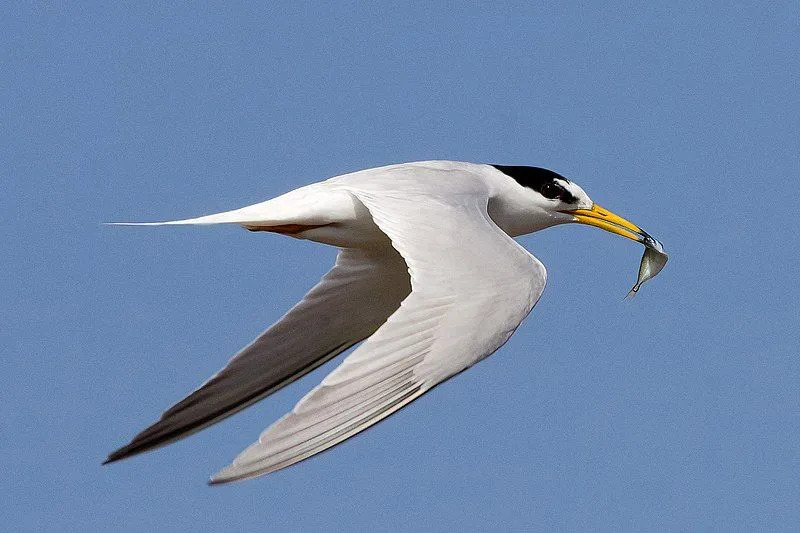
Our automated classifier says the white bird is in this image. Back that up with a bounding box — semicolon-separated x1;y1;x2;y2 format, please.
104;160;666;484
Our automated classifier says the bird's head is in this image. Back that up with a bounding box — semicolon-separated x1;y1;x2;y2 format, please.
491;164;658;247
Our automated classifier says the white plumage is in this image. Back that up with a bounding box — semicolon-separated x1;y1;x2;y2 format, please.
105;161;666;483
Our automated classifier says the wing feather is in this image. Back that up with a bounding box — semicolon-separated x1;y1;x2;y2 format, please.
105;247;410;463
209;173;546;483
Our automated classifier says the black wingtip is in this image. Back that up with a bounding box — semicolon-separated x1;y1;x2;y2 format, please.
102;450;126;465
102;442;143;465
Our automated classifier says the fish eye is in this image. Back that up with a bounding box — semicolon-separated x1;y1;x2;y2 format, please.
540;182;562;200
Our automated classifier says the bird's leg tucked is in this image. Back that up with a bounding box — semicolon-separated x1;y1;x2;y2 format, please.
244;223;329;234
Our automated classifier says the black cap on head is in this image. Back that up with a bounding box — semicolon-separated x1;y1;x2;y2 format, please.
492;165;579;204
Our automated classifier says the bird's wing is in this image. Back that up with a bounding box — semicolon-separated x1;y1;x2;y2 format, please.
105;247;411;463
210;186;546;483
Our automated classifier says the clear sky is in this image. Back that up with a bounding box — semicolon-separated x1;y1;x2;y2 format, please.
3;2;799;531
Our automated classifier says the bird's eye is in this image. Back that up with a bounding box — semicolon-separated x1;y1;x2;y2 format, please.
540;182;562;200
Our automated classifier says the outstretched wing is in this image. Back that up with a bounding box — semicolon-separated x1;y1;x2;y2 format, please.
210;182;547;483
105;247;410;463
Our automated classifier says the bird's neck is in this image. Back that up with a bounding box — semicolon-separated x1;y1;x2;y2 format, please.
487;183;561;237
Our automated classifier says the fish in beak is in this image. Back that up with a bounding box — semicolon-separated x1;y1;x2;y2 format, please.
562;204;668;297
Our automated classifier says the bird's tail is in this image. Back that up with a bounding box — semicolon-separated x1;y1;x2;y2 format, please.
105;182;348;236
104;200;280;227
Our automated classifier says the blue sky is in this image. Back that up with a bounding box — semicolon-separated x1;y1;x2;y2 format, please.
2;2;799;531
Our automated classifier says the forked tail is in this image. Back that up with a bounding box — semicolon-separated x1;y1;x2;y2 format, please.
105;200;279;227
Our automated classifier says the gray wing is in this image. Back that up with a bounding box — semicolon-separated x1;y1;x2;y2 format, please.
209;189;546;483
105;247;410;463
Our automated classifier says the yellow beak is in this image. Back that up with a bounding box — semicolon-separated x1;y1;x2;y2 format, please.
562;204;648;244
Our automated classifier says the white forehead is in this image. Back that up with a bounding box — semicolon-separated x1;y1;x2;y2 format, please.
559;179;593;209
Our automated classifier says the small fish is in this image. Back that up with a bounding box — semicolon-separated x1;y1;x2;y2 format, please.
626;234;668;298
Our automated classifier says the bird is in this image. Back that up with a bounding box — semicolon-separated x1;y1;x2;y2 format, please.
104;160;666;484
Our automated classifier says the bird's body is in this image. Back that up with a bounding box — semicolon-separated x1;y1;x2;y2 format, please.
106;160;666;483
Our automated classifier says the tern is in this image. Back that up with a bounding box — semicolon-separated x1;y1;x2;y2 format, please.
105;160;667;484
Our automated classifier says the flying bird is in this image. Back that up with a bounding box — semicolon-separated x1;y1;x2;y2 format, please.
105;160;667;483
